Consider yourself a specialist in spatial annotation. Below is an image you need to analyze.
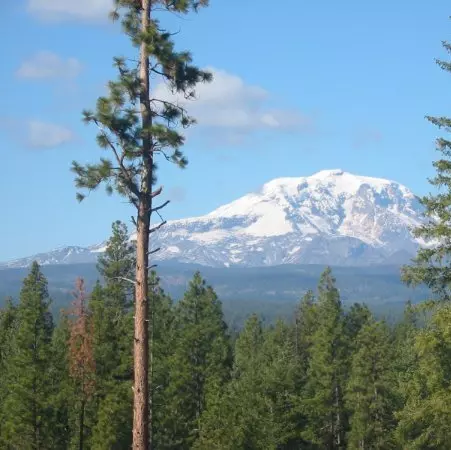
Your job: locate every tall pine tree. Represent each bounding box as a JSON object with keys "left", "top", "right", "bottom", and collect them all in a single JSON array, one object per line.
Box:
[
  {"left": 2, "top": 262, "right": 54, "bottom": 449},
  {"left": 396, "top": 303, "right": 451, "bottom": 448},
  {"left": 0, "top": 299, "right": 18, "bottom": 446},
  {"left": 68, "top": 278, "right": 96, "bottom": 450},
  {"left": 90, "top": 221, "right": 135, "bottom": 449},
  {"left": 71, "top": 2, "right": 212, "bottom": 446},
  {"left": 345, "top": 320, "right": 398, "bottom": 449},
  {"left": 160, "top": 272, "right": 230, "bottom": 449},
  {"left": 303, "top": 267, "right": 347, "bottom": 449},
  {"left": 402, "top": 31, "right": 451, "bottom": 301}
]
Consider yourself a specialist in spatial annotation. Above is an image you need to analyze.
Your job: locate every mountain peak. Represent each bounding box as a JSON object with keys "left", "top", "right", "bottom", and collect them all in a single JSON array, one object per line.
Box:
[
  {"left": 314, "top": 168, "right": 345, "bottom": 177},
  {"left": 0, "top": 169, "right": 425, "bottom": 269}
]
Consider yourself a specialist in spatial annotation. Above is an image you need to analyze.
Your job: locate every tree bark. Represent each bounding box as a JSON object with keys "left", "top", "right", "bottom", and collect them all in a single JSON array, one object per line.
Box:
[{"left": 133, "top": 0, "right": 152, "bottom": 448}]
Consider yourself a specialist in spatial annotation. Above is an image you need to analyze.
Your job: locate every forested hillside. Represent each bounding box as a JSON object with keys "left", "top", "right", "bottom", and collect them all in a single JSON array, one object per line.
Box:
[{"left": 0, "top": 221, "right": 449, "bottom": 449}]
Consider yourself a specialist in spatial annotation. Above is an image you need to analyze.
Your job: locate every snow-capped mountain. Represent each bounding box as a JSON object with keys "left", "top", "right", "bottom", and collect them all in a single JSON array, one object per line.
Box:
[{"left": 0, "top": 169, "right": 427, "bottom": 269}]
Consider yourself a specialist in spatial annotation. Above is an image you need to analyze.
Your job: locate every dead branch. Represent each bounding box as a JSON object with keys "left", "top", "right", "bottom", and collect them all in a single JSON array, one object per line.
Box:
[
  {"left": 149, "top": 221, "right": 167, "bottom": 233},
  {"left": 152, "top": 200, "right": 170, "bottom": 212}
]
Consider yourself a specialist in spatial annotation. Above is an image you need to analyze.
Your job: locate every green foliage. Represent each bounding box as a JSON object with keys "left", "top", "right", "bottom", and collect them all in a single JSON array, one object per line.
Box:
[
  {"left": 149, "top": 271, "right": 176, "bottom": 446},
  {"left": 4, "top": 261, "right": 451, "bottom": 449},
  {"left": 89, "top": 222, "right": 135, "bottom": 449},
  {"left": 158, "top": 272, "right": 231, "bottom": 449},
  {"left": 47, "top": 311, "right": 72, "bottom": 450},
  {"left": 302, "top": 267, "right": 347, "bottom": 448},
  {"left": 395, "top": 303, "right": 451, "bottom": 448},
  {"left": 0, "top": 298, "right": 18, "bottom": 444},
  {"left": 402, "top": 36, "right": 451, "bottom": 301},
  {"left": 294, "top": 289, "right": 318, "bottom": 379},
  {"left": 71, "top": 0, "right": 212, "bottom": 203},
  {"left": 1, "top": 262, "right": 54, "bottom": 449},
  {"left": 345, "top": 320, "right": 398, "bottom": 449}
]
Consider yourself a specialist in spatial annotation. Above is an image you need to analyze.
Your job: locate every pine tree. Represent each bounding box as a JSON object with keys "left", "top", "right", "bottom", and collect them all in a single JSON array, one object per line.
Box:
[
  {"left": 90, "top": 221, "right": 135, "bottom": 449},
  {"left": 195, "top": 314, "right": 270, "bottom": 450},
  {"left": 149, "top": 271, "right": 175, "bottom": 447},
  {"left": 2, "top": 262, "right": 54, "bottom": 449},
  {"left": 68, "top": 278, "right": 96, "bottom": 450},
  {"left": 97, "top": 220, "right": 135, "bottom": 307},
  {"left": 160, "top": 272, "right": 230, "bottom": 449},
  {"left": 70, "top": 1, "right": 212, "bottom": 446},
  {"left": 345, "top": 320, "right": 398, "bottom": 449},
  {"left": 197, "top": 316, "right": 304, "bottom": 449},
  {"left": 344, "top": 303, "right": 372, "bottom": 346},
  {"left": 303, "top": 267, "right": 347, "bottom": 449},
  {"left": 396, "top": 303, "right": 451, "bottom": 448},
  {"left": 294, "top": 290, "right": 317, "bottom": 380},
  {"left": 0, "top": 298, "right": 18, "bottom": 445},
  {"left": 402, "top": 31, "right": 451, "bottom": 301},
  {"left": 48, "top": 310, "right": 72, "bottom": 450}
]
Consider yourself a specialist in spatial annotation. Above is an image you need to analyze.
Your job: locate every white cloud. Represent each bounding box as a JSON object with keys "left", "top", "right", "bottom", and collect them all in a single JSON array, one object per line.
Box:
[
  {"left": 153, "top": 68, "right": 312, "bottom": 141},
  {"left": 27, "top": 121, "right": 75, "bottom": 148},
  {"left": 17, "top": 51, "right": 82, "bottom": 80},
  {"left": 27, "top": 0, "right": 112, "bottom": 21}
]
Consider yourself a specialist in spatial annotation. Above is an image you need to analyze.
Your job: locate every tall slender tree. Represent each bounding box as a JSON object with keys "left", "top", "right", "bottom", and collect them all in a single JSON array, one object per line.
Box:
[
  {"left": 396, "top": 303, "right": 451, "bottom": 448},
  {"left": 90, "top": 222, "right": 135, "bottom": 449},
  {"left": 303, "top": 267, "right": 347, "bottom": 449},
  {"left": 0, "top": 299, "right": 18, "bottom": 445},
  {"left": 160, "top": 272, "right": 230, "bottom": 448},
  {"left": 71, "top": 1, "right": 212, "bottom": 447},
  {"left": 402, "top": 30, "right": 451, "bottom": 301},
  {"left": 2, "top": 262, "right": 54, "bottom": 449},
  {"left": 345, "top": 320, "right": 397, "bottom": 449},
  {"left": 68, "top": 278, "right": 96, "bottom": 450}
]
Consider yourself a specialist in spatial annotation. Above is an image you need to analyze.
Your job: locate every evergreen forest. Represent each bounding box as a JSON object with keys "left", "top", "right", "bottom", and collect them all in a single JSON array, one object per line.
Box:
[{"left": 1, "top": 0, "right": 451, "bottom": 448}]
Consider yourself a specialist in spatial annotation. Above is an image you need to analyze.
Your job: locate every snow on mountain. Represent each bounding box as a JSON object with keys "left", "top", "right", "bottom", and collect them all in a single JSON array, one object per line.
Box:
[{"left": 0, "top": 169, "right": 427, "bottom": 269}]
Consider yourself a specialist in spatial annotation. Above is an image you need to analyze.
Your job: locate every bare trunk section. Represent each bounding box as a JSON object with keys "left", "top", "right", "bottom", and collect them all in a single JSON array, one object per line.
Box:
[
  {"left": 134, "top": 214, "right": 150, "bottom": 449},
  {"left": 133, "top": 0, "right": 152, "bottom": 449}
]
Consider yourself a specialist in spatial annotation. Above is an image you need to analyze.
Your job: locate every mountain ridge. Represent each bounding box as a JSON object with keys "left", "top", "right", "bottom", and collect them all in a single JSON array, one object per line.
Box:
[{"left": 0, "top": 169, "right": 427, "bottom": 269}]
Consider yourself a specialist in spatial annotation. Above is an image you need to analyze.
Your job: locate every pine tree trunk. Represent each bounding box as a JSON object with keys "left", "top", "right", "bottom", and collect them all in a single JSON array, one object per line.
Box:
[
  {"left": 133, "top": 0, "right": 152, "bottom": 448},
  {"left": 134, "top": 214, "right": 150, "bottom": 449}
]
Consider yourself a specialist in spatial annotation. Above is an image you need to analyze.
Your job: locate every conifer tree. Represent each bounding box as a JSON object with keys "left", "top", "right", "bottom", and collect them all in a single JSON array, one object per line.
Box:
[
  {"left": 2, "top": 262, "right": 54, "bottom": 449},
  {"left": 68, "top": 278, "right": 96, "bottom": 450},
  {"left": 0, "top": 298, "right": 18, "bottom": 445},
  {"left": 197, "top": 317, "right": 304, "bottom": 449},
  {"left": 344, "top": 303, "right": 372, "bottom": 345},
  {"left": 90, "top": 222, "right": 135, "bottom": 449},
  {"left": 148, "top": 271, "right": 175, "bottom": 447},
  {"left": 160, "top": 272, "right": 230, "bottom": 449},
  {"left": 294, "top": 290, "right": 317, "bottom": 379},
  {"left": 48, "top": 310, "right": 72, "bottom": 450},
  {"left": 195, "top": 314, "right": 270, "bottom": 450},
  {"left": 97, "top": 220, "right": 135, "bottom": 307},
  {"left": 396, "top": 303, "right": 451, "bottom": 448},
  {"left": 71, "top": 2, "right": 212, "bottom": 446},
  {"left": 345, "top": 320, "right": 397, "bottom": 449},
  {"left": 303, "top": 267, "right": 347, "bottom": 449},
  {"left": 402, "top": 31, "right": 451, "bottom": 300}
]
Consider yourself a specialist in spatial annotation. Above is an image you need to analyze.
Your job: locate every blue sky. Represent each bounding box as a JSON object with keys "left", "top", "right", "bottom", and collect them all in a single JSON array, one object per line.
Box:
[{"left": 0, "top": 0, "right": 449, "bottom": 261}]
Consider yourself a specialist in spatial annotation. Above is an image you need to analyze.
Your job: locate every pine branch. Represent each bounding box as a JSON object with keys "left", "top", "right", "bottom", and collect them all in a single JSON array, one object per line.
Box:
[{"left": 92, "top": 118, "right": 140, "bottom": 201}]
